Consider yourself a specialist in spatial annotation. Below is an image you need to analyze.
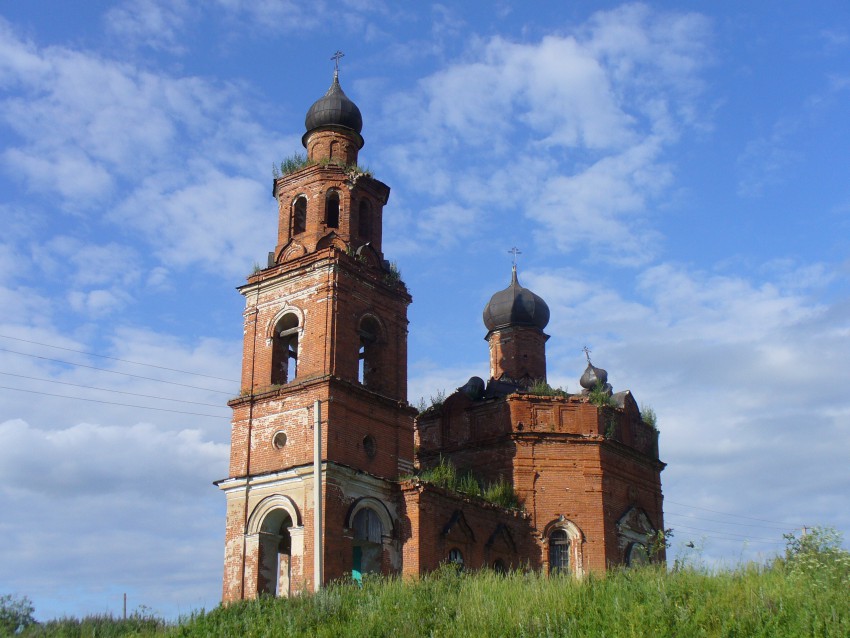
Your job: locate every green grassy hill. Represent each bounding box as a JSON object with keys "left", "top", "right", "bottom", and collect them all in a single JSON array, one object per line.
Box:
[{"left": 11, "top": 529, "right": 850, "bottom": 637}]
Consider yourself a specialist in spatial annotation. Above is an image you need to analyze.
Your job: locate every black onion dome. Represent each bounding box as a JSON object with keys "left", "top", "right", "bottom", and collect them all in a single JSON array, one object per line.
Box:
[
  {"left": 580, "top": 362, "right": 608, "bottom": 390},
  {"left": 304, "top": 71, "right": 363, "bottom": 134},
  {"left": 483, "top": 267, "right": 550, "bottom": 332}
]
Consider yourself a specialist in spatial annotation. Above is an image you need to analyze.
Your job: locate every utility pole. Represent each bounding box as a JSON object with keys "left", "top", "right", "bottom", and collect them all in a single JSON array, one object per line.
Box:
[{"left": 313, "top": 400, "right": 323, "bottom": 592}]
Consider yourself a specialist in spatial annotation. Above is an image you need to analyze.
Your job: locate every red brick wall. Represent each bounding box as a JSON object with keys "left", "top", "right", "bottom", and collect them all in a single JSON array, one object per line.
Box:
[
  {"left": 399, "top": 482, "right": 538, "bottom": 575},
  {"left": 305, "top": 129, "right": 361, "bottom": 165},
  {"left": 414, "top": 392, "right": 664, "bottom": 574},
  {"left": 235, "top": 251, "right": 410, "bottom": 402},
  {"left": 324, "top": 381, "right": 415, "bottom": 479},
  {"left": 227, "top": 381, "right": 328, "bottom": 478},
  {"left": 272, "top": 165, "right": 390, "bottom": 258},
  {"left": 487, "top": 326, "right": 548, "bottom": 382}
]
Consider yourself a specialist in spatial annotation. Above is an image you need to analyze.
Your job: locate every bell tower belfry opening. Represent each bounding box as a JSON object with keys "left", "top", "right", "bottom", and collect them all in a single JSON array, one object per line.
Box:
[{"left": 217, "top": 63, "right": 414, "bottom": 601}]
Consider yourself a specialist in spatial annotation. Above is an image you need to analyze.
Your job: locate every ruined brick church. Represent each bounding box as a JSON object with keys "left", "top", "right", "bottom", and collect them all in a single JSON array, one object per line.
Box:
[{"left": 216, "top": 69, "right": 665, "bottom": 600}]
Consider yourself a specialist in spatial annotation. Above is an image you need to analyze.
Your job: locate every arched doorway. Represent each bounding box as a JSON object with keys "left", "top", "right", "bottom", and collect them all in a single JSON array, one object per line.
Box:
[
  {"left": 351, "top": 507, "right": 383, "bottom": 582},
  {"left": 258, "top": 509, "right": 293, "bottom": 596}
]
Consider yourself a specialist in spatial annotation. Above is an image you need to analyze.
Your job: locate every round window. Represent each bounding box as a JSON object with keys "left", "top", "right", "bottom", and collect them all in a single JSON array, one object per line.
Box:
[
  {"left": 363, "top": 435, "right": 377, "bottom": 459},
  {"left": 272, "top": 431, "right": 288, "bottom": 449}
]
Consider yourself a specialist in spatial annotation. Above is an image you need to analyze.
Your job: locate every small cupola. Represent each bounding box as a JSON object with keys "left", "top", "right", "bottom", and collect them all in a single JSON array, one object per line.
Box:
[
  {"left": 483, "top": 266, "right": 550, "bottom": 385},
  {"left": 483, "top": 266, "right": 550, "bottom": 335},
  {"left": 302, "top": 70, "right": 364, "bottom": 164},
  {"left": 579, "top": 350, "right": 613, "bottom": 396},
  {"left": 304, "top": 70, "right": 363, "bottom": 135}
]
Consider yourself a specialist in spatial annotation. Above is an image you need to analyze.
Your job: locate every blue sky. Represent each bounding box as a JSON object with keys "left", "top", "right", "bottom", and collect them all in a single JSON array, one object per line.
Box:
[{"left": 1, "top": 0, "right": 849, "bottom": 621}]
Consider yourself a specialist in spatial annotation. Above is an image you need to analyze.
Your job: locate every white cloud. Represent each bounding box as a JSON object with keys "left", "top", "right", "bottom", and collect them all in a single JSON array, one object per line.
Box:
[
  {"left": 819, "top": 27, "right": 850, "bottom": 54},
  {"left": 0, "top": 323, "right": 236, "bottom": 616},
  {"left": 414, "top": 202, "right": 478, "bottom": 248},
  {"left": 3, "top": 147, "right": 114, "bottom": 201},
  {"left": 0, "top": 286, "right": 56, "bottom": 329},
  {"left": 41, "top": 237, "right": 141, "bottom": 288},
  {"left": 0, "top": 419, "right": 226, "bottom": 496},
  {"left": 736, "top": 124, "right": 799, "bottom": 197},
  {"left": 19, "top": 238, "right": 143, "bottom": 318},
  {"left": 0, "top": 325, "right": 238, "bottom": 440},
  {"left": 0, "top": 239, "right": 26, "bottom": 283},
  {"left": 211, "top": 0, "right": 390, "bottom": 34},
  {"left": 103, "top": 326, "right": 241, "bottom": 390},
  {"left": 0, "top": 17, "right": 272, "bottom": 178},
  {"left": 378, "top": 4, "right": 712, "bottom": 263},
  {"left": 145, "top": 266, "right": 172, "bottom": 290},
  {"left": 0, "top": 418, "right": 227, "bottom": 616},
  {"left": 0, "top": 319, "right": 238, "bottom": 618},
  {"left": 67, "top": 289, "right": 132, "bottom": 317},
  {"left": 0, "top": 18, "right": 50, "bottom": 86},
  {"left": 0, "top": 17, "right": 286, "bottom": 278},
  {"left": 530, "top": 138, "right": 670, "bottom": 264},
  {"left": 524, "top": 260, "right": 850, "bottom": 558},
  {"left": 408, "top": 360, "right": 484, "bottom": 409},
  {"left": 0, "top": 48, "right": 180, "bottom": 179},
  {"left": 111, "top": 169, "right": 273, "bottom": 278},
  {"left": 635, "top": 263, "right": 820, "bottom": 341},
  {"left": 104, "top": 0, "right": 191, "bottom": 53}
]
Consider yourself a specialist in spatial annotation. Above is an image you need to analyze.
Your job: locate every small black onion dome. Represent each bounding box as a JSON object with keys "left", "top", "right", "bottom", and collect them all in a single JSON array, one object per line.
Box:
[
  {"left": 460, "top": 376, "right": 486, "bottom": 400},
  {"left": 304, "top": 71, "right": 363, "bottom": 134},
  {"left": 483, "top": 267, "right": 550, "bottom": 332},
  {"left": 580, "top": 362, "right": 608, "bottom": 390}
]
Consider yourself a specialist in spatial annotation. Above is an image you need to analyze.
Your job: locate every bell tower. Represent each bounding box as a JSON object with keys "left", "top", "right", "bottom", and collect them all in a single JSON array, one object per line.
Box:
[{"left": 218, "top": 65, "right": 414, "bottom": 601}]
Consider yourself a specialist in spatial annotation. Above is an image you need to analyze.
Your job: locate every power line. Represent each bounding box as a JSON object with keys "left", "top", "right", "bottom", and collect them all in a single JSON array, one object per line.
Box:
[
  {"left": 0, "top": 334, "right": 238, "bottom": 383},
  {"left": 0, "top": 347, "right": 234, "bottom": 396},
  {"left": 0, "top": 385, "right": 230, "bottom": 419},
  {"left": 0, "top": 371, "right": 229, "bottom": 409},
  {"left": 668, "top": 522, "right": 786, "bottom": 545},
  {"left": 665, "top": 509, "right": 793, "bottom": 532},
  {"left": 665, "top": 499, "right": 797, "bottom": 526}
]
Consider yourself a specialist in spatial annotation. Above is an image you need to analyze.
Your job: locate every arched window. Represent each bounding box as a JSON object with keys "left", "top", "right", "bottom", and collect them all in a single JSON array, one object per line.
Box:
[
  {"left": 625, "top": 542, "right": 649, "bottom": 567},
  {"left": 258, "top": 509, "right": 293, "bottom": 597},
  {"left": 352, "top": 508, "right": 383, "bottom": 581},
  {"left": 271, "top": 313, "right": 299, "bottom": 385},
  {"left": 325, "top": 191, "right": 340, "bottom": 229},
  {"left": 358, "top": 200, "right": 371, "bottom": 239},
  {"left": 292, "top": 197, "right": 307, "bottom": 235},
  {"left": 358, "top": 316, "right": 380, "bottom": 388},
  {"left": 329, "top": 140, "right": 339, "bottom": 161},
  {"left": 549, "top": 529, "right": 570, "bottom": 575},
  {"left": 448, "top": 548, "right": 464, "bottom": 569}
]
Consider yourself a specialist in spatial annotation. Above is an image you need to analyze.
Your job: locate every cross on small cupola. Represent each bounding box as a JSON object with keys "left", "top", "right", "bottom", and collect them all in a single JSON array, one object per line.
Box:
[
  {"left": 331, "top": 50, "right": 344, "bottom": 73},
  {"left": 508, "top": 246, "right": 522, "bottom": 268}
]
